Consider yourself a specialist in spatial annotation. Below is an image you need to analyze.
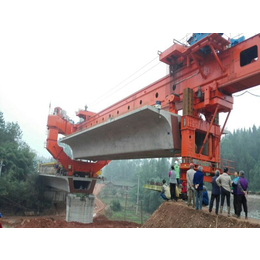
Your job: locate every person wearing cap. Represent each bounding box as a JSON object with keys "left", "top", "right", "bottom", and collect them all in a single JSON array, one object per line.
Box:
[
  {"left": 216, "top": 167, "right": 232, "bottom": 216},
  {"left": 237, "top": 170, "right": 248, "bottom": 219},
  {"left": 209, "top": 170, "right": 221, "bottom": 215},
  {"left": 186, "top": 163, "right": 196, "bottom": 207},
  {"left": 0, "top": 213, "right": 2, "bottom": 228}
]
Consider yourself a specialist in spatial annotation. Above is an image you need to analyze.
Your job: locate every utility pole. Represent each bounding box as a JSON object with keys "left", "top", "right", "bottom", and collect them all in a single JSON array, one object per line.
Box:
[
  {"left": 140, "top": 200, "right": 143, "bottom": 225},
  {"left": 124, "top": 191, "right": 128, "bottom": 221},
  {"left": 0, "top": 159, "right": 4, "bottom": 177},
  {"left": 136, "top": 174, "right": 140, "bottom": 215}
]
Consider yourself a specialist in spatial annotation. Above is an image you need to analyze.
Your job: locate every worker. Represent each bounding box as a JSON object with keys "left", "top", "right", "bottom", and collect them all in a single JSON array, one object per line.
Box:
[
  {"left": 55, "top": 161, "right": 61, "bottom": 175},
  {"left": 181, "top": 181, "right": 187, "bottom": 201},
  {"left": 169, "top": 166, "right": 177, "bottom": 201},
  {"left": 193, "top": 166, "right": 204, "bottom": 210},
  {"left": 209, "top": 170, "right": 221, "bottom": 215},
  {"left": 236, "top": 171, "right": 248, "bottom": 219},
  {"left": 174, "top": 160, "right": 180, "bottom": 186},
  {"left": 160, "top": 179, "right": 171, "bottom": 201},
  {"left": 202, "top": 186, "right": 209, "bottom": 206},
  {"left": 216, "top": 167, "right": 232, "bottom": 217},
  {"left": 0, "top": 213, "right": 2, "bottom": 228},
  {"left": 186, "top": 163, "right": 196, "bottom": 208},
  {"left": 231, "top": 171, "right": 240, "bottom": 217}
]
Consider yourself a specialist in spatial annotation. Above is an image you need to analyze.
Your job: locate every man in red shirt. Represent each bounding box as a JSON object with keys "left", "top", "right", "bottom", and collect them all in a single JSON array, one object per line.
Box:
[
  {"left": 0, "top": 213, "right": 3, "bottom": 228},
  {"left": 181, "top": 181, "right": 187, "bottom": 201}
]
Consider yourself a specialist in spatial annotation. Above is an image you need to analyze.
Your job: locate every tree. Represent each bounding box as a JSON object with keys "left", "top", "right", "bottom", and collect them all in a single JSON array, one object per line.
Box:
[
  {"left": 220, "top": 126, "right": 260, "bottom": 191},
  {"left": 0, "top": 112, "right": 5, "bottom": 143},
  {"left": 5, "top": 122, "right": 23, "bottom": 143},
  {"left": 0, "top": 111, "right": 51, "bottom": 213}
]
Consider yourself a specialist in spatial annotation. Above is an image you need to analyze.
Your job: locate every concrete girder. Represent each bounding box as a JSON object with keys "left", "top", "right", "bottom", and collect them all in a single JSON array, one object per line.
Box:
[
  {"left": 39, "top": 174, "right": 96, "bottom": 194},
  {"left": 61, "top": 105, "right": 181, "bottom": 160}
]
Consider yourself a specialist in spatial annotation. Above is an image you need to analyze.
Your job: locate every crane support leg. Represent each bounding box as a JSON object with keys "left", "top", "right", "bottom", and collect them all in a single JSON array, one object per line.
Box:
[{"left": 199, "top": 104, "right": 219, "bottom": 155}]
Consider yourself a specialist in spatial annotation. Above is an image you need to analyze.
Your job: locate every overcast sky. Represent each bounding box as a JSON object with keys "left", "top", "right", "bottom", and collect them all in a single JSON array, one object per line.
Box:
[{"left": 0, "top": 1, "right": 259, "bottom": 158}]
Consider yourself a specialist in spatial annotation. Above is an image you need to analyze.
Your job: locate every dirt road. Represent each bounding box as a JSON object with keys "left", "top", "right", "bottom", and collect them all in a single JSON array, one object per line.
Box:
[{"left": 93, "top": 183, "right": 106, "bottom": 217}]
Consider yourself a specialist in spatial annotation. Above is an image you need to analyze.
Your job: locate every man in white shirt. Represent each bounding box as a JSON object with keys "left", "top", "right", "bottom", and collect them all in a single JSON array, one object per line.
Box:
[{"left": 186, "top": 163, "right": 196, "bottom": 208}]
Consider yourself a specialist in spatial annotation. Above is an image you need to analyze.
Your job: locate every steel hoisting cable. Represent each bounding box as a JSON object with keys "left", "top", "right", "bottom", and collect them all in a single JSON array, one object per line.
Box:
[
  {"left": 233, "top": 90, "right": 260, "bottom": 98},
  {"left": 88, "top": 56, "right": 160, "bottom": 108}
]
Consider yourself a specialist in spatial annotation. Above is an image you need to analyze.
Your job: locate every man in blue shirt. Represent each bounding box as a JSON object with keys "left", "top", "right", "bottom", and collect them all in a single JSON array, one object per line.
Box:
[
  {"left": 193, "top": 166, "right": 204, "bottom": 210},
  {"left": 202, "top": 186, "right": 209, "bottom": 206},
  {"left": 232, "top": 171, "right": 240, "bottom": 216},
  {"left": 209, "top": 170, "right": 221, "bottom": 214}
]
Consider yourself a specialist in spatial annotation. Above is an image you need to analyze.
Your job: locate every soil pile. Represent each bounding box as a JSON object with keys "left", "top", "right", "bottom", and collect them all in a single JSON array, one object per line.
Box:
[
  {"left": 10, "top": 215, "right": 141, "bottom": 228},
  {"left": 3, "top": 201, "right": 260, "bottom": 228},
  {"left": 142, "top": 201, "right": 260, "bottom": 228}
]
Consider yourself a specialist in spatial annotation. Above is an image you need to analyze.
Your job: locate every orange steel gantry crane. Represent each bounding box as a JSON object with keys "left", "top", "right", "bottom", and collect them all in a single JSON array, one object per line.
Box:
[
  {"left": 46, "top": 106, "right": 109, "bottom": 178},
  {"left": 46, "top": 33, "right": 260, "bottom": 183}
]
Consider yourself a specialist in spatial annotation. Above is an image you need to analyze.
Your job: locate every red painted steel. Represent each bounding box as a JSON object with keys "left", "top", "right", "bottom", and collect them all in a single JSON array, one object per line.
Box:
[{"left": 46, "top": 33, "right": 260, "bottom": 180}]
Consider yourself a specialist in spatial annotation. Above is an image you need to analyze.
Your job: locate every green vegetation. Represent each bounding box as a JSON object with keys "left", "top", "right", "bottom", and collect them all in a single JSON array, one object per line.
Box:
[
  {"left": 98, "top": 158, "right": 174, "bottom": 223},
  {"left": 98, "top": 184, "right": 152, "bottom": 224},
  {"left": 0, "top": 111, "right": 51, "bottom": 214},
  {"left": 221, "top": 125, "right": 260, "bottom": 192},
  {"left": 110, "top": 200, "right": 121, "bottom": 211}
]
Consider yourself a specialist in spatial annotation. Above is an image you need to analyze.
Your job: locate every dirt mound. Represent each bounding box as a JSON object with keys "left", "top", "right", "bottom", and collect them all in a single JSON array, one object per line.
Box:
[
  {"left": 142, "top": 201, "right": 260, "bottom": 228},
  {"left": 13, "top": 215, "right": 141, "bottom": 228}
]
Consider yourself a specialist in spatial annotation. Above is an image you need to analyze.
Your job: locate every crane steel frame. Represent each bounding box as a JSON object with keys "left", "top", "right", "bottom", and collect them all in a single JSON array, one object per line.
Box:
[{"left": 46, "top": 33, "right": 260, "bottom": 182}]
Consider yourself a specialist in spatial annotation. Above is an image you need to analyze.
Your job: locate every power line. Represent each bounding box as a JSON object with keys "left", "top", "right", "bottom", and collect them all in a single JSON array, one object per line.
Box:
[
  {"left": 0, "top": 194, "right": 33, "bottom": 211},
  {"left": 87, "top": 33, "right": 200, "bottom": 109},
  {"left": 89, "top": 33, "right": 256, "bottom": 110},
  {"left": 89, "top": 58, "right": 161, "bottom": 109}
]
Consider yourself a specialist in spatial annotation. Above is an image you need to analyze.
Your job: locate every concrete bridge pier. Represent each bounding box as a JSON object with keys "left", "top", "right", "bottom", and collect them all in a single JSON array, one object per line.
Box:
[
  {"left": 66, "top": 194, "right": 95, "bottom": 224},
  {"left": 39, "top": 174, "right": 97, "bottom": 223}
]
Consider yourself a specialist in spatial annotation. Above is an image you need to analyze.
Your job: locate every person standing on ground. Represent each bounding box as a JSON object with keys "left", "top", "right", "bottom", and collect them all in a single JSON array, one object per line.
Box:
[
  {"left": 0, "top": 213, "right": 2, "bottom": 228},
  {"left": 174, "top": 160, "right": 180, "bottom": 186},
  {"left": 202, "top": 186, "right": 209, "bottom": 206},
  {"left": 237, "top": 171, "right": 248, "bottom": 219},
  {"left": 169, "top": 166, "right": 177, "bottom": 201},
  {"left": 216, "top": 167, "right": 232, "bottom": 216},
  {"left": 232, "top": 171, "right": 240, "bottom": 216},
  {"left": 181, "top": 181, "right": 187, "bottom": 201},
  {"left": 209, "top": 170, "right": 221, "bottom": 215},
  {"left": 193, "top": 166, "right": 204, "bottom": 210},
  {"left": 186, "top": 163, "right": 196, "bottom": 208}
]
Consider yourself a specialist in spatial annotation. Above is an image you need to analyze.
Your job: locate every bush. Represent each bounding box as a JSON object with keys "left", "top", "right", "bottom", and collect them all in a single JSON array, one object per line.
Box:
[{"left": 110, "top": 200, "right": 121, "bottom": 212}]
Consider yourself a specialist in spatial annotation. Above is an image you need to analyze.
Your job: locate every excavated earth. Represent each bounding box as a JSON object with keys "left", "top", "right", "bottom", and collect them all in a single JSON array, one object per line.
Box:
[
  {"left": 142, "top": 201, "right": 260, "bottom": 228},
  {"left": 3, "top": 200, "right": 260, "bottom": 228},
  {"left": 3, "top": 215, "right": 140, "bottom": 228}
]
